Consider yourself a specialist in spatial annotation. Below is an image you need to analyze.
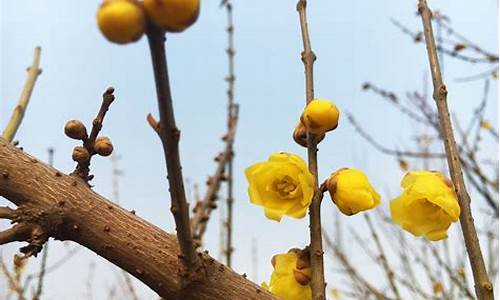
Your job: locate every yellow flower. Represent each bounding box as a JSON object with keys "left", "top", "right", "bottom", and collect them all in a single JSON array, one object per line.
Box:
[
  {"left": 143, "top": 0, "right": 200, "bottom": 33},
  {"left": 326, "top": 168, "right": 381, "bottom": 216},
  {"left": 245, "top": 153, "right": 314, "bottom": 221},
  {"left": 262, "top": 250, "right": 312, "bottom": 300},
  {"left": 390, "top": 171, "right": 460, "bottom": 241},
  {"left": 330, "top": 289, "right": 341, "bottom": 299},
  {"left": 97, "top": 0, "right": 145, "bottom": 44},
  {"left": 300, "top": 99, "right": 340, "bottom": 135}
]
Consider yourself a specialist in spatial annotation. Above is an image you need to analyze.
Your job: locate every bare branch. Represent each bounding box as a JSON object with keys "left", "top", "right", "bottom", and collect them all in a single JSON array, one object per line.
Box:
[
  {"left": 418, "top": 1, "right": 494, "bottom": 298},
  {"left": 2, "top": 47, "right": 42, "bottom": 142},
  {"left": 296, "top": 1, "right": 325, "bottom": 299},
  {"left": 145, "top": 22, "right": 202, "bottom": 278}
]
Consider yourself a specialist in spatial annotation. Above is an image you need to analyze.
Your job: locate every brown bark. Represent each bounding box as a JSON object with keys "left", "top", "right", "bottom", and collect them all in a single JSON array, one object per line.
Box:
[
  {"left": 0, "top": 138, "right": 277, "bottom": 300},
  {"left": 296, "top": 1, "right": 326, "bottom": 299},
  {"left": 418, "top": 1, "right": 494, "bottom": 299}
]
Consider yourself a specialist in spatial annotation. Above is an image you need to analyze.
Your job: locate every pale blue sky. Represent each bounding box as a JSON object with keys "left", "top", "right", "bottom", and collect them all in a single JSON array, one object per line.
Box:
[{"left": 1, "top": 0, "right": 498, "bottom": 299}]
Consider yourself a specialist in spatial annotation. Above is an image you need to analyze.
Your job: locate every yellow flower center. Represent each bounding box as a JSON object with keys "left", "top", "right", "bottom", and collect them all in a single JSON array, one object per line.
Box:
[{"left": 273, "top": 175, "right": 299, "bottom": 198}]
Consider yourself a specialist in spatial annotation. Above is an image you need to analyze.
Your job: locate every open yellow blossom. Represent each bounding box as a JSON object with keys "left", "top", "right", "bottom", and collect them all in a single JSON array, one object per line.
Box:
[
  {"left": 326, "top": 168, "right": 381, "bottom": 215},
  {"left": 262, "top": 250, "right": 312, "bottom": 300},
  {"left": 390, "top": 171, "right": 460, "bottom": 241},
  {"left": 245, "top": 153, "right": 314, "bottom": 221},
  {"left": 300, "top": 99, "right": 340, "bottom": 135}
]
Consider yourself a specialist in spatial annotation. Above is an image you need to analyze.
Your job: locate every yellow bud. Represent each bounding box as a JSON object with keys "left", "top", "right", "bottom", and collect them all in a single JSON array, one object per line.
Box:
[
  {"left": 144, "top": 0, "right": 200, "bottom": 33},
  {"left": 64, "top": 120, "right": 88, "bottom": 140},
  {"left": 97, "top": 0, "right": 145, "bottom": 44},
  {"left": 300, "top": 99, "right": 340, "bottom": 135},
  {"left": 72, "top": 146, "right": 90, "bottom": 163},
  {"left": 327, "top": 168, "right": 380, "bottom": 216},
  {"left": 293, "top": 122, "right": 325, "bottom": 147},
  {"left": 94, "top": 137, "right": 114, "bottom": 156}
]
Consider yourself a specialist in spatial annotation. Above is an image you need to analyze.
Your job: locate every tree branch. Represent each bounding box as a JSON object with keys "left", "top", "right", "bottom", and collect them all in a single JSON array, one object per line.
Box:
[
  {"left": 190, "top": 109, "right": 238, "bottom": 248},
  {"left": 296, "top": 1, "right": 325, "bottom": 299},
  {"left": 0, "top": 137, "right": 277, "bottom": 299},
  {"left": 145, "top": 23, "right": 201, "bottom": 275},
  {"left": 2, "top": 47, "right": 42, "bottom": 142},
  {"left": 418, "top": 1, "right": 494, "bottom": 299}
]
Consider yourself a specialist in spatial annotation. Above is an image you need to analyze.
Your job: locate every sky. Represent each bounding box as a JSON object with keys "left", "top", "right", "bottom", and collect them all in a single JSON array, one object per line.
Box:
[{"left": 1, "top": 0, "right": 498, "bottom": 299}]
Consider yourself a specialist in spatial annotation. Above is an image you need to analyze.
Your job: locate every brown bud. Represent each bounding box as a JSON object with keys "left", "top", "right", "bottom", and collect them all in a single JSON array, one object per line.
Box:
[
  {"left": 72, "top": 146, "right": 90, "bottom": 163},
  {"left": 64, "top": 120, "right": 87, "bottom": 140},
  {"left": 293, "top": 269, "right": 311, "bottom": 286},
  {"left": 94, "top": 137, "right": 113, "bottom": 156},
  {"left": 293, "top": 122, "right": 325, "bottom": 148}
]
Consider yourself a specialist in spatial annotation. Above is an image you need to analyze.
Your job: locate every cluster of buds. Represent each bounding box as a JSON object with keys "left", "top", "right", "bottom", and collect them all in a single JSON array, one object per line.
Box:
[
  {"left": 65, "top": 120, "right": 114, "bottom": 162},
  {"left": 293, "top": 98, "right": 339, "bottom": 147},
  {"left": 64, "top": 117, "right": 114, "bottom": 183},
  {"left": 96, "top": 0, "right": 200, "bottom": 45}
]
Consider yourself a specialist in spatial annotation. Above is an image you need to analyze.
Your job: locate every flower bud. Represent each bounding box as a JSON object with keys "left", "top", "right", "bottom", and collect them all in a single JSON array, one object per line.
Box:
[
  {"left": 293, "top": 122, "right": 325, "bottom": 147},
  {"left": 64, "top": 120, "right": 88, "bottom": 140},
  {"left": 144, "top": 0, "right": 200, "bottom": 33},
  {"left": 293, "top": 269, "right": 311, "bottom": 286},
  {"left": 327, "top": 168, "right": 380, "bottom": 216},
  {"left": 300, "top": 99, "right": 340, "bottom": 135},
  {"left": 94, "top": 137, "right": 113, "bottom": 156},
  {"left": 97, "top": 0, "right": 145, "bottom": 44},
  {"left": 72, "top": 146, "right": 90, "bottom": 163}
]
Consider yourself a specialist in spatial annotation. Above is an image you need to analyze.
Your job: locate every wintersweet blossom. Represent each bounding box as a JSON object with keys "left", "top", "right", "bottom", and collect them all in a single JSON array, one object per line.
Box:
[
  {"left": 300, "top": 99, "right": 340, "bottom": 135},
  {"left": 245, "top": 152, "right": 314, "bottom": 221},
  {"left": 390, "top": 171, "right": 460, "bottom": 241},
  {"left": 326, "top": 168, "right": 381, "bottom": 215},
  {"left": 262, "top": 250, "right": 312, "bottom": 300}
]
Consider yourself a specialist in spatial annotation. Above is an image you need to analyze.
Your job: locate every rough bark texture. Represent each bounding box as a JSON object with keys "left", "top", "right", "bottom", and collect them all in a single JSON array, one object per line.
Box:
[{"left": 0, "top": 138, "right": 277, "bottom": 300}]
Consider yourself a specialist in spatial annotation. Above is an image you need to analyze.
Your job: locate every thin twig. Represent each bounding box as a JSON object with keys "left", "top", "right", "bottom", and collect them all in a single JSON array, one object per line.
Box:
[
  {"left": 71, "top": 87, "right": 115, "bottom": 183},
  {"left": 190, "top": 109, "right": 238, "bottom": 247},
  {"left": 2, "top": 47, "right": 42, "bottom": 142},
  {"left": 223, "top": 0, "right": 236, "bottom": 268},
  {"left": 418, "top": 1, "right": 494, "bottom": 299},
  {"left": 296, "top": 1, "right": 325, "bottom": 299},
  {"left": 145, "top": 23, "right": 201, "bottom": 275},
  {"left": 364, "top": 214, "right": 402, "bottom": 300}
]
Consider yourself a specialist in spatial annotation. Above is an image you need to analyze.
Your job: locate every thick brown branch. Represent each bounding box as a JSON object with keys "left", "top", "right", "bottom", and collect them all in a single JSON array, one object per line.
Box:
[
  {"left": 296, "top": 1, "right": 325, "bottom": 299},
  {"left": 418, "top": 1, "right": 494, "bottom": 299},
  {"left": 145, "top": 24, "right": 201, "bottom": 275},
  {"left": 0, "top": 138, "right": 277, "bottom": 299}
]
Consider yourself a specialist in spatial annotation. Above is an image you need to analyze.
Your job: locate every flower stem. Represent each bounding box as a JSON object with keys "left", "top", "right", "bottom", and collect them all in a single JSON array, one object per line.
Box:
[
  {"left": 296, "top": 1, "right": 326, "bottom": 299},
  {"left": 418, "top": 1, "right": 494, "bottom": 299}
]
